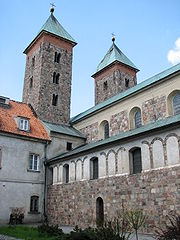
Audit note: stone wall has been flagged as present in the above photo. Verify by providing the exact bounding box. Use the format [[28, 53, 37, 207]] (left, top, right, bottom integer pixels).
[[110, 110, 129, 136], [94, 64, 137, 105], [23, 33, 73, 124], [79, 122, 99, 143], [142, 95, 166, 124], [47, 165, 180, 233]]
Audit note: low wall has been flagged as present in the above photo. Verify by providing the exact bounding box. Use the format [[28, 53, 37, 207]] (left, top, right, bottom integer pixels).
[[47, 165, 180, 233]]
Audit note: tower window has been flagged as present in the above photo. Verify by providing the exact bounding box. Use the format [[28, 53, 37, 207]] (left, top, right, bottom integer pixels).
[[125, 78, 129, 88], [52, 94, 58, 106], [30, 77, 33, 88], [32, 56, 35, 67], [53, 72, 59, 84], [103, 81, 108, 91], [54, 52, 61, 63], [66, 142, 72, 151]]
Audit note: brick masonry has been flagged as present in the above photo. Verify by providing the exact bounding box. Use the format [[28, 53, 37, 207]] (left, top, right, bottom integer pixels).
[[47, 165, 180, 233], [79, 122, 99, 143], [23, 33, 73, 124]]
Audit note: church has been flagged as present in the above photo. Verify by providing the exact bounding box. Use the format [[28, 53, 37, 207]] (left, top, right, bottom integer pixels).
[[0, 7, 180, 232]]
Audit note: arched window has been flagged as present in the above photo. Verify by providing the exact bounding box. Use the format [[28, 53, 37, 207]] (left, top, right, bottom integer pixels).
[[129, 107, 142, 129], [30, 196, 39, 213], [52, 94, 58, 106], [63, 164, 69, 183], [96, 197, 104, 225], [99, 120, 109, 140], [90, 157, 98, 180], [53, 72, 60, 84], [54, 52, 61, 63], [129, 147, 142, 174], [134, 109, 142, 128], [173, 93, 180, 115]]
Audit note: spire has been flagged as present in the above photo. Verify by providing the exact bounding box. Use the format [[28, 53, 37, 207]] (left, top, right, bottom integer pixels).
[[24, 7, 77, 53], [92, 40, 139, 77]]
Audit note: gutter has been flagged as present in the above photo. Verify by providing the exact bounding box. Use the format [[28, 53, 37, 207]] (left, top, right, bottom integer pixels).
[[43, 141, 49, 220]]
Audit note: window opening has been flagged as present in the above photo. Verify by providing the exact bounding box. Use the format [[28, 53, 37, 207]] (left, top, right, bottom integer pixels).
[[103, 81, 108, 91], [90, 157, 98, 180], [134, 110, 142, 128], [104, 122, 109, 139], [96, 197, 104, 225], [173, 93, 180, 115], [63, 164, 69, 183], [52, 94, 58, 106], [29, 154, 39, 171], [66, 142, 72, 151], [125, 78, 129, 88], [30, 196, 39, 213], [131, 148, 142, 174], [19, 118, 29, 131]]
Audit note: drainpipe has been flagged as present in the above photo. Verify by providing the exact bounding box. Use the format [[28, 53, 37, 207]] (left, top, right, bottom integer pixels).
[[43, 141, 49, 221]]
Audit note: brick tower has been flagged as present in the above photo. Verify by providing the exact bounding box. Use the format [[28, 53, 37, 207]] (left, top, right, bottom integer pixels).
[[92, 36, 139, 105], [22, 7, 76, 124]]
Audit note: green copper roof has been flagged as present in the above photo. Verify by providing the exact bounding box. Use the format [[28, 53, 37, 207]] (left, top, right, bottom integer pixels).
[[92, 42, 139, 76], [38, 13, 76, 44], [42, 121, 86, 139], [24, 12, 76, 53], [71, 63, 180, 124], [48, 114, 180, 163]]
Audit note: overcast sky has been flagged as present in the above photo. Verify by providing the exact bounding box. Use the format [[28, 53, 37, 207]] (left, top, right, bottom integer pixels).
[[0, 0, 180, 117]]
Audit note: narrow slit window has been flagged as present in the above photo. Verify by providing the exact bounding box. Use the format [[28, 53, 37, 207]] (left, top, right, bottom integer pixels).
[[103, 81, 108, 91], [125, 78, 129, 88], [52, 94, 58, 106]]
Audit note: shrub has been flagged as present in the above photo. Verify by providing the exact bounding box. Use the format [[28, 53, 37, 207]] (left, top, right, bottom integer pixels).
[[155, 214, 180, 240], [38, 223, 63, 237]]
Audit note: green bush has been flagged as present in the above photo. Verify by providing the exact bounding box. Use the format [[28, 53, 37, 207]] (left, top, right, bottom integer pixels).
[[38, 223, 63, 237]]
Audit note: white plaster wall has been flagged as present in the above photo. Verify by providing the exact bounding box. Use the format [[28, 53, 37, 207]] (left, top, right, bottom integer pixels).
[[142, 143, 151, 170], [70, 162, 75, 182], [153, 140, 164, 168], [117, 149, 129, 174], [108, 152, 116, 176], [76, 160, 82, 181], [167, 136, 179, 166], [0, 135, 45, 223], [83, 157, 90, 180], [99, 154, 106, 178]]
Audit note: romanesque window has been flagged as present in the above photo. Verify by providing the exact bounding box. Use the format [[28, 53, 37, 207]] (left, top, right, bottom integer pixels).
[[129, 107, 142, 129], [19, 118, 30, 131], [66, 142, 72, 151], [104, 122, 109, 139], [52, 94, 58, 106], [103, 81, 108, 91], [90, 157, 98, 180], [134, 109, 142, 128], [96, 197, 104, 225], [30, 196, 39, 213], [99, 120, 109, 140], [29, 154, 39, 171], [53, 72, 60, 84], [63, 164, 69, 183], [0, 148, 2, 169], [54, 52, 61, 63], [30, 77, 33, 88], [130, 148, 142, 174], [173, 93, 180, 115], [125, 78, 129, 88]]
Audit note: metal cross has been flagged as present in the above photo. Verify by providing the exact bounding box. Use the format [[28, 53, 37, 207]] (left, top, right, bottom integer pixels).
[[50, 3, 56, 8]]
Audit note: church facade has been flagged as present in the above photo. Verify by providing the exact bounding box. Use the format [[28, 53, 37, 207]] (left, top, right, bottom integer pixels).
[[1, 8, 180, 232]]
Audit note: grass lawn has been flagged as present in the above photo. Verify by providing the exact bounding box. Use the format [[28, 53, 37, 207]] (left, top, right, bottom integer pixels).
[[0, 225, 58, 240]]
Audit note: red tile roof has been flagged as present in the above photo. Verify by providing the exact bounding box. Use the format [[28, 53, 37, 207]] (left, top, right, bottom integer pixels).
[[0, 100, 50, 141]]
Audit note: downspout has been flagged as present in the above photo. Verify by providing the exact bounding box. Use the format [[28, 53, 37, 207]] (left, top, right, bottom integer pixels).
[[43, 141, 49, 220]]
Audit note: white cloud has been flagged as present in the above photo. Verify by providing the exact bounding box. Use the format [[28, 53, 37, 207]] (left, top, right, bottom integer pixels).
[[168, 38, 180, 65]]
